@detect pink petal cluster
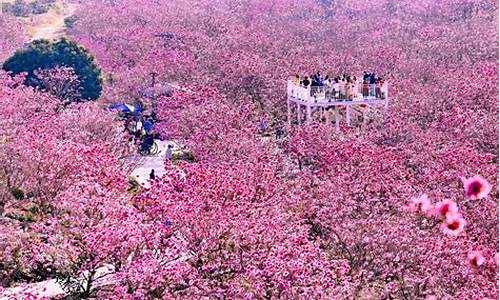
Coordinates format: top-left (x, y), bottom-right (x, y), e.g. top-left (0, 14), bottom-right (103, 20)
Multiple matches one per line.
top-left (434, 199), bottom-right (459, 218)
top-left (410, 194), bottom-right (433, 214)
top-left (410, 196), bottom-right (466, 236)
top-left (1, 0), bottom-right (498, 299)
top-left (468, 251), bottom-right (486, 268)
top-left (440, 213), bottom-right (466, 236)
top-left (462, 175), bottom-right (493, 200)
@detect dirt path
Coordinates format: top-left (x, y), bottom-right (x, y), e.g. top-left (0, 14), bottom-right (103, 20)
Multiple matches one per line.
top-left (130, 140), bottom-right (181, 187)
top-left (24, 0), bottom-right (77, 41)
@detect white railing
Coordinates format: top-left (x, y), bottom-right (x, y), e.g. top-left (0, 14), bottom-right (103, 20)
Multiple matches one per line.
top-left (286, 78), bottom-right (389, 129)
top-left (287, 79), bottom-right (388, 102)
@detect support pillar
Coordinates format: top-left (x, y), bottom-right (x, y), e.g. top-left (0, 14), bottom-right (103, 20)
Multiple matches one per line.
top-left (346, 105), bottom-right (351, 126)
top-left (287, 97), bottom-right (292, 127)
top-left (297, 103), bottom-right (302, 125)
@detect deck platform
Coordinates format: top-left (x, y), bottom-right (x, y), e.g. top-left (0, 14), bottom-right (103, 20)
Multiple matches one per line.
top-left (286, 80), bottom-right (389, 130)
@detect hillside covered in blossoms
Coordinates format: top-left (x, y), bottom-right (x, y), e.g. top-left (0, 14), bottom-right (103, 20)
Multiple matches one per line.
top-left (0, 0), bottom-right (498, 299)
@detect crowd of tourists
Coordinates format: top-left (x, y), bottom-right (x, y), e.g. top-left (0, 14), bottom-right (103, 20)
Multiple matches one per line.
top-left (110, 102), bottom-right (161, 155)
top-left (125, 114), bottom-right (156, 140)
top-left (126, 114), bottom-right (163, 155)
top-left (291, 71), bottom-right (387, 100)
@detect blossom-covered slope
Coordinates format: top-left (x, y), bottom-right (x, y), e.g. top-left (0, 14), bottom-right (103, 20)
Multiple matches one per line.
top-left (0, 0), bottom-right (498, 299)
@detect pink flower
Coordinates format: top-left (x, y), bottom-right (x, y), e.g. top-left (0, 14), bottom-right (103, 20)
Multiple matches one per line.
top-left (440, 213), bottom-right (466, 236)
top-left (434, 200), bottom-right (458, 218)
top-left (468, 251), bottom-right (485, 268)
top-left (462, 175), bottom-right (492, 200)
top-left (410, 194), bottom-right (432, 214)
top-left (277, 280), bottom-right (290, 291)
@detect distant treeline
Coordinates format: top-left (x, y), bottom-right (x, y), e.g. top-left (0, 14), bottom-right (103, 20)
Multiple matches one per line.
top-left (2, 0), bottom-right (56, 17)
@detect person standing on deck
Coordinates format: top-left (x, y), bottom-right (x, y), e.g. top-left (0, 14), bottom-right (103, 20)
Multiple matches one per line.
top-left (369, 73), bottom-right (377, 97)
top-left (339, 78), bottom-right (346, 100)
top-left (332, 78), bottom-right (340, 99)
top-left (353, 76), bottom-right (360, 99)
top-left (301, 76), bottom-right (310, 87)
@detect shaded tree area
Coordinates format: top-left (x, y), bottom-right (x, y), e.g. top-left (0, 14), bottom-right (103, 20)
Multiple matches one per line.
top-left (3, 38), bottom-right (103, 101)
top-left (1, 0), bottom-right (56, 17)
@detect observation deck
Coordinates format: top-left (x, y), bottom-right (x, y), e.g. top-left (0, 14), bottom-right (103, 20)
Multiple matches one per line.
top-left (287, 79), bottom-right (389, 130)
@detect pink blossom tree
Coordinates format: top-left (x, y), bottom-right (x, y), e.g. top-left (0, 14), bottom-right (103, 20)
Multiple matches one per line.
top-left (0, 71), bottom-right (138, 291)
top-left (0, 0), bottom-right (497, 298)
top-left (33, 66), bottom-right (82, 104)
top-left (0, 15), bottom-right (25, 62)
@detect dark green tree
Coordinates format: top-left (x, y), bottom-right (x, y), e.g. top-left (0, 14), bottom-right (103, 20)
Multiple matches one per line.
top-left (3, 38), bottom-right (103, 101)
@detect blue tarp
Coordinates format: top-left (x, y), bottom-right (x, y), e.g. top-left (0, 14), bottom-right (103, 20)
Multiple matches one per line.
top-left (109, 104), bottom-right (130, 112)
top-left (109, 103), bottom-right (143, 113)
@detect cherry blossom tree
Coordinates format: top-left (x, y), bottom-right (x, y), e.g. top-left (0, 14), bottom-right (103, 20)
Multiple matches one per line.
top-left (0, 0), bottom-right (497, 298)
top-left (0, 15), bottom-right (25, 62)
top-left (0, 71), bottom-right (138, 291)
top-left (33, 66), bottom-right (82, 104)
